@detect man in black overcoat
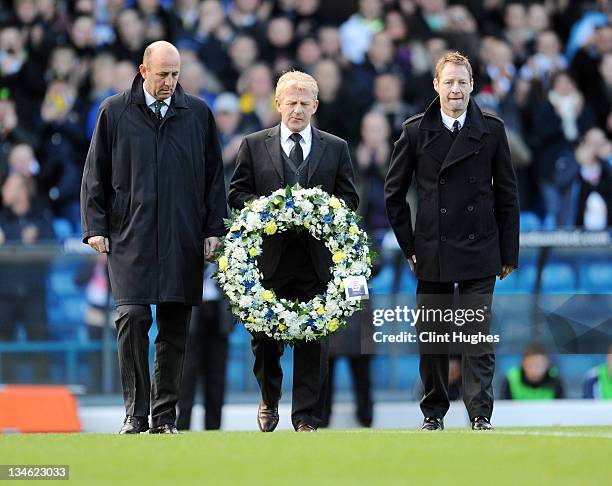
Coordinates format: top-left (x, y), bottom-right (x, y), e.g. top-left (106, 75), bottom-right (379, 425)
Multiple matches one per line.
top-left (228, 71), bottom-right (358, 432)
top-left (385, 52), bottom-right (520, 431)
top-left (81, 41), bottom-right (227, 434)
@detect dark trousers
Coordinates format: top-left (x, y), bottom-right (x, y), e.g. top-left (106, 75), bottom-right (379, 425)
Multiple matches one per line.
top-left (416, 276), bottom-right (496, 421)
top-left (323, 356), bottom-right (373, 427)
top-left (115, 303), bottom-right (191, 427)
top-left (177, 300), bottom-right (228, 430)
top-left (253, 236), bottom-right (328, 430)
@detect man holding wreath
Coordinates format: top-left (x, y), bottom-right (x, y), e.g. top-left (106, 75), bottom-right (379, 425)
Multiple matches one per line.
top-left (228, 71), bottom-right (359, 432)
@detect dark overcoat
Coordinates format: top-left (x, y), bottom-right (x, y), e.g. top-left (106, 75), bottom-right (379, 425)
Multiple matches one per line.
top-left (227, 125), bottom-right (359, 283)
top-left (384, 98), bottom-right (520, 282)
top-left (80, 75), bottom-right (227, 305)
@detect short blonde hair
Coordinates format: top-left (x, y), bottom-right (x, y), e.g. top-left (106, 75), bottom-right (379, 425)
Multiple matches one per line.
top-left (275, 70), bottom-right (319, 101)
top-left (434, 51), bottom-right (473, 80)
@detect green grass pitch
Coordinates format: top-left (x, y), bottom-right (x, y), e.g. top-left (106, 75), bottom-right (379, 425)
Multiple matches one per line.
top-left (1, 427), bottom-right (611, 485)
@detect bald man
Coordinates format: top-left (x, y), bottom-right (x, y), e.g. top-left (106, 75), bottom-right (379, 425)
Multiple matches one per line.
top-left (81, 41), bottom-right (227, 434)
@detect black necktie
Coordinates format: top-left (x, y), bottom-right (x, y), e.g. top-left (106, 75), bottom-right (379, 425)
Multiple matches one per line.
top-left (154, 100), bottom-right (164, 122)
top-left (452, 120), bottom-right (460, 138)
top-left (289, 132), bottom-right (303, 166)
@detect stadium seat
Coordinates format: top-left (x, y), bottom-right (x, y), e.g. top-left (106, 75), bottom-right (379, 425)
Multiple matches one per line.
top-left (541, 263), bottom-right (577, 293)
top-left (579, 262), bottom-right (612, 293)
top-left (519, 211), bottom-right (541, 232)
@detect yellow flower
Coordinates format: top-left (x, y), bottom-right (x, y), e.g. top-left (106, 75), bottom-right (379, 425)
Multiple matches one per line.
top-left (339, 281), bottom-right (345, 289)
top-left (329, 196), bottom-right (342, 209)
top-left (328, 318), bottom-right (339, 332)
top-left (349, 225), bottom-right (358, 234)
top-left (230, 224), bottom-right (240, 232)
top-left (248, 247), bottom-right (258, 258)
top-left (247, 316), bottom-right (255, 323)
top-left (316, 307), bottom-right (325, 315)
top-left (264, 221), bottom-right (277, 235)
top-left (303, 222), bottom-right (310, 229)
top-left (279, 324), bottom-right (287, 331)
top-left (218, 255), bottom-right (228, 271)
top-left (272, 197), bottom-right (283, 206)
top-left (332, 251), bottom-right (345, 264)
top-left (263, 290), bottom-right (274, 302)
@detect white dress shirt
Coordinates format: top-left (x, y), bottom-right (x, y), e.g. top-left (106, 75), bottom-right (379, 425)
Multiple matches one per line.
top-left (440, 109), bottom-right (467, 132)
top-left (143, 86), bottom-right (171, 118)
top-left (280, 123), bottom-right (313, 159)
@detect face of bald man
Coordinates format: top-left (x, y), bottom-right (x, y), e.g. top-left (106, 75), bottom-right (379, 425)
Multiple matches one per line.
top-left (139, 46), bottom-right (181, 100)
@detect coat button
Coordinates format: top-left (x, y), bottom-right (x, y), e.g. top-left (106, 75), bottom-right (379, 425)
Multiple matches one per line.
top-left (440, 235), bottom-right (447, 242)
top-left (468, 233), bottom-right (475, 240)
top-left (475, 150), bottom-right (480, 155)
top-left (467, 205), bottom-right (474, 212)
top-left (440, 208), bottom-right (447, 214)
top-left (469, 177), bottom-right (476, 183)
top-left (439, 178), bottom-right (446, 185)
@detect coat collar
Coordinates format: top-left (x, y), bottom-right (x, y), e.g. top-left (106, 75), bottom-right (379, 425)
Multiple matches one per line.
top-left (264, 124), bottom-right (328, 183)
top-left (128, 74), bottom-right (188, 109)
top-left (419, 97), bottom-right (490, 172)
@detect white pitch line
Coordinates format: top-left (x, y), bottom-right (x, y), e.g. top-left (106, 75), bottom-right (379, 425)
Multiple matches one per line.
top-left (333, 429), bottom-right (612, 439)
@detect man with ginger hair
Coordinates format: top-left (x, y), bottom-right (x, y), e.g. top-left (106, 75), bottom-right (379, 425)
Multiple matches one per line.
top-left (385, 52), bottom-right (519, 431)
top-left (81, 40), bottom-right (227, 434)
top-left (229, 70), bottom-right (358, 432)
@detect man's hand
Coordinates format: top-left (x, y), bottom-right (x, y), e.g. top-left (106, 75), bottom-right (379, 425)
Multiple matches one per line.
top-left (408, 254), bottom-right (417, 273)
top-left (204, 236), bottom-right (220, 261)
top-left (499, 264), bottom-right (515, 280)
top-left (88, 235), bottom-right (109, 253)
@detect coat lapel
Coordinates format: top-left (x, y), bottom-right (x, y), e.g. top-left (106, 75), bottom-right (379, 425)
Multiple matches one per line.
top-left (307, 126), bottom-right (328, 183)
top-left (264, 125), bottom-right (284, 179)
top-left (419, 98), bottom-right (446, 164)
top-left (439, 101), bottom-right (489, 172)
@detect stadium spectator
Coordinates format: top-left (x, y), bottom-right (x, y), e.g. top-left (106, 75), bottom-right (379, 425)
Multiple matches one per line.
top-left (583, 345), bottom-right (612, 399)
top-left (530, 71), bottom-right (597, 226)
top-left (213, 92), bottom-right (256, 183)
top-left (263, 16), bottom-right (296, 74)
top-left (0, 173), bottom-right (54, 382)
top-left (0, 98), bottom-right (37, 183)
top-left (312, 58), bottom-right (357, 144)
top-left (355, 111), bottom-right (391, 239)
top-left (37, 79), bottom-right (88, 231)
top-left (370, 72), bottom-right (416, 144)
top-left (106, 8), bottom-right (147, 66)
top-left (554, 127), bottom-right (612, 229)
top-left (500, 344), bottom-right (565, 400)
top-left (236, 63), bottom-right (278, 129)
top-left (0, 23), bottom-right (46, 131)
top-left (317, 25), bottom-right (347, 67)
top-left (219, 34), bottom-right (259, 92)
top-left (339, 0), bottom-right (384, 64)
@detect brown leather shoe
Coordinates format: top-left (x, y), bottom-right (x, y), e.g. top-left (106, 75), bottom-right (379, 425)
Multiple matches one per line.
top-left (296, 424), bottom-right (316, 432)
top-left (257, 401), bottom-right (279, 432)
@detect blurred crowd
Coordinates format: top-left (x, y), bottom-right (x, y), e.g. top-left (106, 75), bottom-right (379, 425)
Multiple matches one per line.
top-left (0, 0), bottom-right (611, 242)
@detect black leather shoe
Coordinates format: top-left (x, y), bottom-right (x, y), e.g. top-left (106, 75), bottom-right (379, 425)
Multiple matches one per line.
top-left (421, 417), bottom-right (444, 431)
top-left (257, 401), bottom-right (279, 432)
top-left (119, 415), bottom-right (149, 434)
top-left (296, 424), bottom-right (316, 432)
top-left (149, 423), bottom-right (180, 434)
top-left (471, 416), bottom-right (494, 430)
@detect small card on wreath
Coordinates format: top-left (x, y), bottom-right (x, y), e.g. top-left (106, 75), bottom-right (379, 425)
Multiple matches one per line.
top-left (343, 275), bottom-right (369, 301)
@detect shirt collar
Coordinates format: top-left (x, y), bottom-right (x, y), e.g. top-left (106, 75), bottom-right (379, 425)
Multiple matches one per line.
top-left (440, 109), bottom-right (467, 131)
top-left (143, 85), bottom-right (171, 107)
top-left (280, 122), bottom-right (312, 145)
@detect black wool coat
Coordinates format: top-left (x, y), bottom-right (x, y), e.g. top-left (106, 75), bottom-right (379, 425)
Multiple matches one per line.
top-left (81, 75), bottom-right (227, 305)
top-left (384, 98), bottom-right (520, 282)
